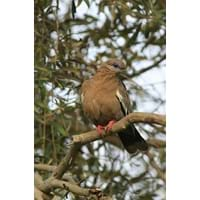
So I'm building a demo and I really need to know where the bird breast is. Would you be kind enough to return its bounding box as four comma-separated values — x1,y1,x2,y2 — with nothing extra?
82,77,124,126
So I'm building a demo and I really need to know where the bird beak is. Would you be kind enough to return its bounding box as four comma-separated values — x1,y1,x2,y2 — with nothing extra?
117,69,127,79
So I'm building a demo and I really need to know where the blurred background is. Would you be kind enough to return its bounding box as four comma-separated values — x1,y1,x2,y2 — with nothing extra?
34,0,166,199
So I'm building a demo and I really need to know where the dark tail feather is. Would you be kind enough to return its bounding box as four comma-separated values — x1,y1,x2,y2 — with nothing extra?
118,124,148,154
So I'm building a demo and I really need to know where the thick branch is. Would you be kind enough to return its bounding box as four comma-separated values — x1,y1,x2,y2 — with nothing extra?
46,178,90,196
52,143,81,179
35,174,112,199
34,164,77,184
34,173,53,200
73,112,166,145
34,186,52,200
35,164,56,172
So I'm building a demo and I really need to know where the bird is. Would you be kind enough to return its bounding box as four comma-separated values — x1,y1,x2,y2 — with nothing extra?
80,59,148,154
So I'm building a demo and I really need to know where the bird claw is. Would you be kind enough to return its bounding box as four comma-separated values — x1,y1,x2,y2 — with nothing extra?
96,120,116,136
96,125,105,136
105,120,116,133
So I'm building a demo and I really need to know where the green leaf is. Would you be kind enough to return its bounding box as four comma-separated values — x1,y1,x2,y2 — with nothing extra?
54,123,68,136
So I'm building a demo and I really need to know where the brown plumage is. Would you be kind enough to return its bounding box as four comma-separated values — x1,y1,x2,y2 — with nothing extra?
81,59,148,153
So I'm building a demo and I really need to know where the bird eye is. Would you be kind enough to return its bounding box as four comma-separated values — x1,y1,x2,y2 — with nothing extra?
112,63,119,68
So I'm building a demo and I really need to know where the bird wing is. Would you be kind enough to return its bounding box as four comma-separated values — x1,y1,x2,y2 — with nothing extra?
115,80,132,116
115,80,148,153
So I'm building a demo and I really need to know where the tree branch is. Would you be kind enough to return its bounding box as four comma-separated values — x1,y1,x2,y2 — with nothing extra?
35,173,112,200
34,164,77,184
34,173,53,200
147,138,166,148
35,112,165,199
52,143,81,179
133,55,166,77
35,186,51,200
147,151,166,181
35,164,56,172
73,112,166,145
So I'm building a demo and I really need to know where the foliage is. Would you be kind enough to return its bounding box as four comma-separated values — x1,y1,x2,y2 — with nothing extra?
34,0,166,199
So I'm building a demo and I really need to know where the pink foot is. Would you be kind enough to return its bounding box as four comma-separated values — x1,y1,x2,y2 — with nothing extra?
96,125,105,136
105,120,116,133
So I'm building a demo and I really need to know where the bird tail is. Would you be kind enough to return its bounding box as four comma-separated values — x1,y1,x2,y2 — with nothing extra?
118,124,148,154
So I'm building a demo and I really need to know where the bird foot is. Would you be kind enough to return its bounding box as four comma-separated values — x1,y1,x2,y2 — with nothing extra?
96,120,116,136
105,120,116,133
96,125,105,136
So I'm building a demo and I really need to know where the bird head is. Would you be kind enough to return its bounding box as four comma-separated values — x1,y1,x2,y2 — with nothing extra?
105,59,126,73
